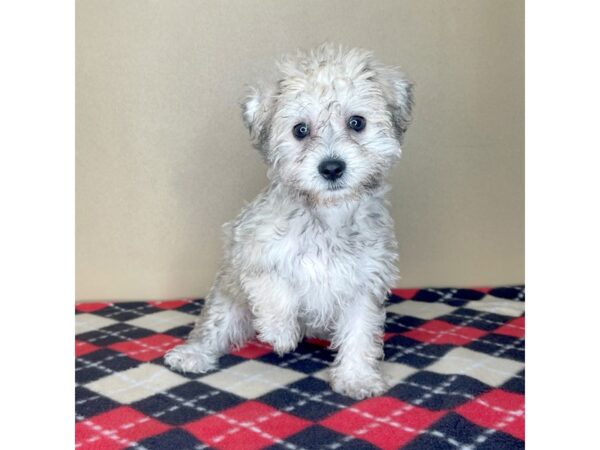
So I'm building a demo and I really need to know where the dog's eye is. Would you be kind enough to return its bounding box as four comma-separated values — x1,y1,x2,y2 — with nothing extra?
292,123,310,140
347,115,366,132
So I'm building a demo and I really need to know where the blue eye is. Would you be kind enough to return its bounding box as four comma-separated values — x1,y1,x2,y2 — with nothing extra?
347,115,366,132
293,123,310,139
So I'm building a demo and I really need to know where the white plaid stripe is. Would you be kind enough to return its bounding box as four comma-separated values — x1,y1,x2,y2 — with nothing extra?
274,344,333,370
76,337,177,373
75,414,150,450
444,310,524,330
469,407,524,449
354,375,463,447
125,310,197,332
407,287,524,303
208,409,301,449
198,360,305,398
94,303,152,320
396,378,523,416
490,337,524,359
418,288,461,302
76,354,130,380
85,363,188,403
385,305,524,353
385,306,524,370
76,392,104,407
112,299,200,317
395,321,524,355
82,300,203,321
385,340,449,363
77,323,151,345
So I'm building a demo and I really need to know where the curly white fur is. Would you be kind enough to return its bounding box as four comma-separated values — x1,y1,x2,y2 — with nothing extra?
165,43,413,400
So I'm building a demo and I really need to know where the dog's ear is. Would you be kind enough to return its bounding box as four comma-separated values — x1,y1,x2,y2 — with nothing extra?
375,66,414,140
241,85,276,155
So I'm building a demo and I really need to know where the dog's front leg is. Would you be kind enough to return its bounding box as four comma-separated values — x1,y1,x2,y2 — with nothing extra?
244,274,301,355
165,287,253,373
329,296,388,399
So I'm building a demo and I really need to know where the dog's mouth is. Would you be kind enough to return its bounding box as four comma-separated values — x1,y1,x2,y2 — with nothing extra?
326,182,347,192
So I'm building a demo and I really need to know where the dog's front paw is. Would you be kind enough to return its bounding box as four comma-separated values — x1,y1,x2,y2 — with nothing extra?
256,329,298,356
164,343,217,374
253,317,300,356
329,367,389,400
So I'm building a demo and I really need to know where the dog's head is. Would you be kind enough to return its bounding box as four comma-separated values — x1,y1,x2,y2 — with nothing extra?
242,44,413,205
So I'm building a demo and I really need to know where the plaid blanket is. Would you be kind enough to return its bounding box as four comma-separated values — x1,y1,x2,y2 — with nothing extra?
75,286,524,450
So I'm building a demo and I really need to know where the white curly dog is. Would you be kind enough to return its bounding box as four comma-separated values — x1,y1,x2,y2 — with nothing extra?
165,44,413,399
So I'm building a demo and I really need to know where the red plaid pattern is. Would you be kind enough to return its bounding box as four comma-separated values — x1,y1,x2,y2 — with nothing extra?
321,397,444,449
76,340,101,357
185,401,310,449
76,407,170,449
494,316,525,338
402,319,488,345
231,341,274,359
76,286,525,449
108,334,183,362
76,302,112,313
455,389,525,440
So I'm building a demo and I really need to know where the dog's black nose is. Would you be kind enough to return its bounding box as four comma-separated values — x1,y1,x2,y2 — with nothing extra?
318,159,346,181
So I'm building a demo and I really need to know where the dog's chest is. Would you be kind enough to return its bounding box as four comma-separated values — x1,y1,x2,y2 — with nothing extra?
273,210,366,296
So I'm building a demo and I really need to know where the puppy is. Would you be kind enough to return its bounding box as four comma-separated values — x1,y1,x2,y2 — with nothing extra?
165,43,413,399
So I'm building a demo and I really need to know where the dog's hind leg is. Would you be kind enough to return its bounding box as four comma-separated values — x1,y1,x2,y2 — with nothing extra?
164,287,253,374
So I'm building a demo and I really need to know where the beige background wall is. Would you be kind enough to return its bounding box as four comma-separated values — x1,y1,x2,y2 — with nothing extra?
76,0,524,301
